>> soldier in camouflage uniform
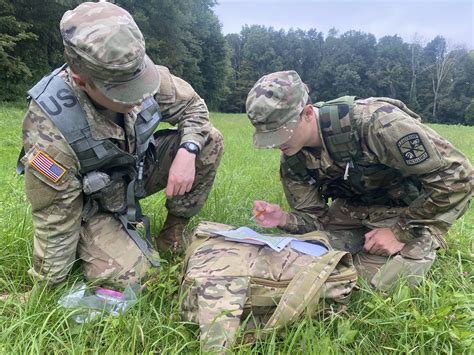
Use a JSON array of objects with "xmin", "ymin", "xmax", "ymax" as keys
[
  {"xmin": 20, "ymin": 2, "xmax": 223, "ymax": 287},
  {"xmin": 246, "ymin": 70, "xmax": 473, "ymax": 290}
]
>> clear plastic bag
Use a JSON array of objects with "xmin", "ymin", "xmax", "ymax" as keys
[{"xmin": 58, "ymin": 283, "xmax": 138, "ymax": 324}]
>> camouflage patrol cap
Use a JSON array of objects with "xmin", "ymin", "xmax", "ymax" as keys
[
  {"xmin": 60, "ymin": 2, "xmax": 160, "ymax": 105},
  {"xmin": 246, "ymin": 70, "xmax": 309, "ymax": 148}
]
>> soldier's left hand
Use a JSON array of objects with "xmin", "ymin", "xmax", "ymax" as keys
[
  {"xmin": 363, "ymin": 228, "xmax": 405, "ymax": 256},
  {"xmin": 166, "ymin": 148, "xmax": 196, "ymax": 197}
]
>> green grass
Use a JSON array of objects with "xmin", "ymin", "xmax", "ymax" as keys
[{"xmin": 0, "ymin": 106, "xmax": 473, "ymax": 353}]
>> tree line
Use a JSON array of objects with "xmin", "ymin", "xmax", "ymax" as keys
[{"xmin": 1, "ymin": 0, "xmax": 473, "ymax": 124}]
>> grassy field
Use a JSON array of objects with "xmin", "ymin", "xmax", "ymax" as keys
[{"xmin": 0, "ymin": 104, "xmax": 472, "ymax": 353}]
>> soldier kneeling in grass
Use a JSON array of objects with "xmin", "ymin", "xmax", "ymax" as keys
[
  {"xmin": 246, "ymin": 70, "xmax": 473, "ymax": 290},
  {"xmin": 17, "ymin": 2, "xmax": 223, "ymax": 290}
]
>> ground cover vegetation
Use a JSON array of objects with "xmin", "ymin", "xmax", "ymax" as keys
[
  {"xmin": 0, "ymin": 104, "xmax": 472, "ymax": 353},
  {"xmin": 1, "ymin": 0, "xmax": 473, "ymax": 123}
]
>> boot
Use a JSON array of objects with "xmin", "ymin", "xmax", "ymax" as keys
[{"xmin": 155, "ymin": 214, "xmax": 190, "ymax": 252}]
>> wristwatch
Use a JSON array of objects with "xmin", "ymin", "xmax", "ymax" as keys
[{"xmin": 179, "ymin": 142, "xmax": 200, "ymax": 155}]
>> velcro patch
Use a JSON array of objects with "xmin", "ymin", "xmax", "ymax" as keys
[
  {"xmin": 29, "ymin": 151, "xmax": 67, "ymax": 183},
  {"xmin": 397, "ymin": 133, "xmax": 429, "ymax": 166}
]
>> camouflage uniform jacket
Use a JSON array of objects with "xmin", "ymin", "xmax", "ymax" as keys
[
  {"xmin": 21, "ymin": 65, "xmax": 211, "ymax": 281},
  {"xmin": 280, "ymin": 97, "xmax": 473, "ymax": 243}
]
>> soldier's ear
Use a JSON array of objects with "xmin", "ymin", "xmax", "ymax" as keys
[
  {"xmin": 302, "ymin": 104, "xmax": 314, "ymax": 122},
  {"xmin": 71, "ymin": 72, "xmax": 87, "ymax": 90}
]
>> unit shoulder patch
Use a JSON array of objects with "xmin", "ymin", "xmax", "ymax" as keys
[
  {"xmin": 396, "ymin": 133, "xmax": 429, "ymax": 166},
  {"xmin": 29, "ymin": 150, "xmax": 67, "ymax": 183}
]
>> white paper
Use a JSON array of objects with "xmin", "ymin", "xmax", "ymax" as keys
[
  {"xmin": 213, "ymin": 227, "xmax": 294, "ymax": 252},
  {"xmin": 290, "ymin": 240, "xmax": 328, "ymax": 257}
]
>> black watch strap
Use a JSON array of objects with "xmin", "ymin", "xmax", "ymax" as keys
[{"xmin": 180, "ymin": 142, "xmax": 200, "ymax": 155}]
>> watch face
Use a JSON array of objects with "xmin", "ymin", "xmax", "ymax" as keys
[{"xmin": 182, "ymin": 142, "xmax": 199, "ymax": 154}]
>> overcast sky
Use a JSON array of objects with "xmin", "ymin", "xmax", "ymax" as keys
[{"xmin": 214, "ymin": 0, "xmax": 473, "ymax": 49}]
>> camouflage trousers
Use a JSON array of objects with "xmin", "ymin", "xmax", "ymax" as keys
[
  {"xmin": 77, "ymin": 127, "xmax": 224, "ymax": 287},
  {"xmin": 321, "ymin": 199, "xmax": 437, "ymax": 291}
]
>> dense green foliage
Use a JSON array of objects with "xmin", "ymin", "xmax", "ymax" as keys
[
  {"xmin": 0, "ymin": 0, "xmax": 36, "ymax": 101},
  {"xmin": 0, "ymin": 105, "xmax": 473, "ymax": 352},
  {"xmin": 117, "ymin": 0, "xmax": 231, "ymax": 110},
  {"xmin": 224, "ymin": 27, "xmax": 474, "ymax": 124},
  {"xmin": 0, "ymin": 0, "xmax": 231, "ymax": 111},
  {"xmin": 0, "ymin": 0, "xmax": 83, "ymax": 100},
  {"xmin": 0, "ymin": 0, "xmax": 473, "ymax": 123}
]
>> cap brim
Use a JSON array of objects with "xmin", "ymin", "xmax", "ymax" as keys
[
  {"xmin": 252, "ymin": 117, "xmax": 300, "ymax": 149},
  {"xmin": 93, "ymin": 55, "xmax": 160, "ymax": 105}
]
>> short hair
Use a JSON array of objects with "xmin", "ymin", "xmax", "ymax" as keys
[{"xmin": 65, "ymin": 52, "xmax": 96, "ymax": 89}]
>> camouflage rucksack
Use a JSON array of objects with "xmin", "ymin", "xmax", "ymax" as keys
[{"xmin": 179, "ymin": 222, "xmax": 358, "ymax": 352}]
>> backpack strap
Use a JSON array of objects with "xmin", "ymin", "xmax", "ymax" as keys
[
  {"xmin": 281, "ymin": 151, "xmax": 318, "ymax": 183},
  {"xmin": 318, "ymin": 96, "xmax": 361, "ymax": 163},
  {"xmin": 263, "ymin": 250, "xmax": 349, "ymax": 329}
]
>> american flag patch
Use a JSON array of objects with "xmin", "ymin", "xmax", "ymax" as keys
[{"xmin": 29, "ymin": 151, "xmax": 67, "ymax": 183}]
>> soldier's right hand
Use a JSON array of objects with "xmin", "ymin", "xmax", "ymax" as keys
[{"xmin": 253, "ymin": 200, "xmax": 287, "ymax": 228}]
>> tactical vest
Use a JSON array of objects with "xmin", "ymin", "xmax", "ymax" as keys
[
  {"xmin": 282, "ymin": 96, "xmax": 421, "ymax": 206},
  {"xmin": 20, "ymin": 65, "xmax": 161, "ymax": 266}
]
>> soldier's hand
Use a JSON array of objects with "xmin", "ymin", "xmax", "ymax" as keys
[
  {"xmin": 253, "ymin": 200, "xmax": 287, "ymax": 228},
  {"xmin": 363, "ymin": 228, "xmax": 405, "ymax": 256},
  {"xmin": 166, "ymin": 148, "xmax": 196, "ymax": 197}
]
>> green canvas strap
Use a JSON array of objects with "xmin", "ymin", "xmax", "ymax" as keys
[
  {"xmin": 281, "ymin": 151, "xmax": 315, "ymax": 182},
  {"xmin": 328, "ymin": 104, "xmax": 343, "ymax": 135},
  {"xmin": 263, "ymin": 250, "xmax": 348, "ymax": 329},
  {"xmin": 319, "ymin": 96, "xmax": 361, "ymax": 163}
]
